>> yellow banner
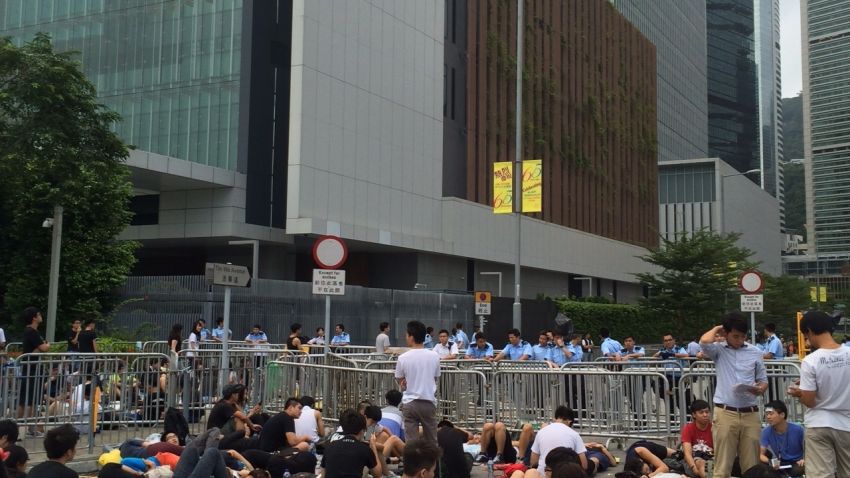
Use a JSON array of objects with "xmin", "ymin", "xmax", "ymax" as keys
[
  {"xmin": 493, "ymin": 162, "xmax": 513, "ymax": 214},
  {"xmin": 522, "ymin": 159, "xmax": 543, "ymax": 212},
  {"xmin": 809, "ymin": 286, "xmax": 827, "ymax": 302}
]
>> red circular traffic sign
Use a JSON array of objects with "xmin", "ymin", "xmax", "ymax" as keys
[
  {"xmin": 739, "ymin": 270, "xmax": 764, "ymax": 293},
  {"xmin": 312, "ymin": 236, "xmax": 348, "ymax": 270}
]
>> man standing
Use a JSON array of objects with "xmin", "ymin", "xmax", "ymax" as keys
[
  {"xmin": 654, "ymin": 333, "xmax": 690, "ymax": 419},
  {"xmin": 762, "ymin": 323, "xmax": 784, "ymax": 360},
  {"xmin": 531, "ymin": 331, "xmax": 551, "ymax": 362},
  {"xmin": 700, "ymin": 312, "xmax": 768, "ymax": 477},
  {"xmin": 599, "ymin": 328, "xmax": 622, "ymax": 359},
  {"xmin": 547, "ymin": 332, "xmax": 582, "ymax": 366},
  {"xmin": 787, "ymin": 310, "xmax": 850, "ymax": 476},
  {"xmin": 198, "ymin": 319, "xmax": 211, "ymax": 342},
  {"xmin": 375, "ymin": 322, "xmax": 391, "ymax": 354},
  {"xmin": 66, "ymin": 319, "xmax": 81, "ymax": 353},
  {"xmin": 18, "ymin": 307, "xmax": 50, "ymax": 430},
  {"xmin": 78, "ymin": 319, "xmax": 98, "ymax": 354},
  {"xmin": 395, "ymin": 321, "xmax": 440, "ymax": 443},
  {"xmin": 432, "ymin": 330, "xmax": 458, "ymax": 360},
  {"xmin": 758, "ymin": 400, "xmax": 804, "ymax": 476},
  {"xmin": 211, "ymin": 317, "xmax": 231, "ymax": 342},
  {"xmin": 453, "ymin": 322, "xmax": 469, "ymax": 349},
  {"xmin": 332, "ymin": 324, "xmax": 351, "ymax": 347},
  {"xmin": 493, "ymin": 329, "xmax": 532, "ymax": 361}
]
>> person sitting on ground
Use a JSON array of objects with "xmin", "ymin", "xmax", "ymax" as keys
[
  {"xmin": 758, "ymin": 400, "xmax": 804, "ymax": 477},
  {"xmin": 257, "ymin": 398, "xmax": 311, "ymax": 452},
  {"xmin": 530, "ymin": 406, "xmax": 587, "ymax": 474},
  {"xmin": 622, "ymin": 439, "xmax": 680, "ymax": 478},
  {"xmin": 208, "ymin": 385, "xmax": 262, "ymax": 438},
  {"xmin": 473, "ymin": 421, "xmax": 534, "ymax": 465},
  {"xmin": 294, "ymin": 396, "xmax": 325, "ymax": 448},
  {"xmin": 27, "ymin": 424, "xmax": 80, "ymax": 478},
  {"xmin": 379, "ymin": 390, "xmax": 405, "ymax": 440},
  {"xmin": 4, "ymin": 445, "xmax": 28, "ymax": 478},
  {"xmin": 680, "ymin": 400, "xmax": 713, "ymax": 478},
  {"xmin": 321, "ymin": 409, "xmax": 382, "ymax": 478},
  {"xmin": 436, "ymin": 421, "xmax": 471, "ymax": 478},
  {"xmin": 363, "ymin": 406, "xmax": 405, "ymax": 477},
  {"xmin": 402, "ymin": 439, "xmax": 441, "ymax": 478}
]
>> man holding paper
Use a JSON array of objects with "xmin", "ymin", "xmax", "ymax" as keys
[{"xmin": 700, "ymin": 312, "xmax": 768, "ymax": 477}]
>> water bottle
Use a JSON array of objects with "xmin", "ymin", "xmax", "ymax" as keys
[
  {"xmin": 283, "ymin": 469, "xmax": 291, "ymax": 478},
  {"xmin": 486, "ymin": 459, "xmax": 494, "ymax": 478},
  {"xmin": 705, "ymin": 460, "xmax": 713, "ymax": 477}
]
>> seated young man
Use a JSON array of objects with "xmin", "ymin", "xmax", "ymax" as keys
[
  {"xmin": 530, "ymin": 407, "xmax": 587, "ymax": 475},
  {"xmin": 437, "ymin": 420, "xmax": 471, "ymax": 478},
  {"xmin": 322, "ymin": 410, "xmax": 382, "ymax": 478},
  {"xmin": 472, "ymin": 421, "xmax": 535, "ymax": 465},
  {"xmin": 28, "ymin": 424, "xmax": 80, "ymax": 478},
  {"xmin": 680, "ymin": 400, "xmax": 713, "ymax": 478},
  {"xmin": 379, "ymin": 390, "xmax": 405, "ymax": 440},
  {"xmin": 363, "ymin": 405, "xmax": 405, "ymax": 474},
  {"xmin": 257, "ymin": 398, "xmax": 311, "ymax": 452},
  {"xmin": 758, "ymin": 400, "xmax": 804, "ymax": 477},
  {"xmin": 401, "ymin": 439, "xmax": 442, "ymax": 478}
]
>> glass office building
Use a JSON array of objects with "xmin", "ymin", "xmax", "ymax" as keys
[
  {"xmin": 0, "ymin": 0, "xmax": 243, "ymax": 171},
  {"xmin": 706, "ymin": 0, "xmax": 760, "ymax": 176},
  {"xmin": 754, "ymin": 0, "xmax": 783, "ymax": 199},
  {"xmin": 803, "ymin": 0, "xmax": 850, "ymax": 254}
]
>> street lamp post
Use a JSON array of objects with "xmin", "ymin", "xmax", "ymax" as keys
[
  {"xmin": 43, "ymin": 205, "xmax": 64, "ymax": 344},
  {"xmin": 512, "ymin": 0, "xmax": 524, "ymax": 331}
]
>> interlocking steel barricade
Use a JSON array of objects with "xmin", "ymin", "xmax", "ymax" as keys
[{"xmin": 1, "ymin": 352, "xmax": 172, "ymax": 457}]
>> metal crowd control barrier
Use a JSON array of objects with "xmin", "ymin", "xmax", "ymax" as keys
[
  {"xmin": 1, "ymin": 352, "xmax": 172, "ymax": 457},
  {"xmin": 492, "ymin": 367, "xmax": 674, "ymax": 444}
]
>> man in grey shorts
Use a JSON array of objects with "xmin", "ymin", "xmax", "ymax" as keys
[{"xmin": 395, "ymin": 320, "xmax": 441, "ymax": 443}]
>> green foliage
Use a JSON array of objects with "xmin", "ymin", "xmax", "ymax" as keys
[
  {"xmin": 554, "ymin": 299, "xmax": 673, "ymax": 343},
  {"xmin": 761, "ymin": 274, "xmax": 811, "ymax": 337},
  {"xmin": 0, "ymin": 34, "xmax": 138, "ymax": 333},
  {"xmin": 635, "ymin": 230, "xmax": 758, "ymax": 338}
]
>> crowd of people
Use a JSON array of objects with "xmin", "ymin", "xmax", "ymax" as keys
[{"xmin": 4, "ymin": 308, "xmax": 850, "ymax": 478}]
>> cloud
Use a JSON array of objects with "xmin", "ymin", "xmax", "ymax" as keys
[{"xmin": 780, "ymin": 0, "xmax": 802, "ymax": 98}]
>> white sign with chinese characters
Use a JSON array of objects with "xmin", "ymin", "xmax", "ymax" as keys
[
  {"xmin": 208, "ymin": 263, "xmax": 251, "ymax": 287},
  {"xmin": 740, "ymin": 294, "xmax": 764, "ymax": 312},
  {"xmin": 312, "ymin": 269, "xmax": 346, "ymax": 295}
]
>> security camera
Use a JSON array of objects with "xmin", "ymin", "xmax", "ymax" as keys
[{"xmin": 42, "ymin": 218, "xmax": 53, "ymax": 228}]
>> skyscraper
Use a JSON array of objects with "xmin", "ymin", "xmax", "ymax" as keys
[
  {"xmin": 706, "ymin": 0, "xmax": 760, "ymax": 176},
  {"xmin": 755, "ymin": 0, "xmax": 784, "ymax": 200},
  {"xmin": 802, "ymin": 0, "xmax": 850, "ymax": 255}
]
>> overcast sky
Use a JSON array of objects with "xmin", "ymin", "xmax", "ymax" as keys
[{"xmin": 780, "ymin": 0, "xmax": 802, "ymax": 98}]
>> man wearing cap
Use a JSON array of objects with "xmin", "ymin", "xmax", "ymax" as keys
[
  {"xmin": 788, "ymin": 310, "xmax": 850, "ymax": 476},
  {"xmin": 700, "ymin": 312, "xmax": 768, "ymax": 477}
]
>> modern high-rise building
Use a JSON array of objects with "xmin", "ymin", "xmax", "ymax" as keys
[
  {"xmin": 609, "ymin": 0, "xmax": 710, "ymax": 163},
  {"xmin": 802, "ymin": 0, "xmax": 850, "ymax": 256},
  {"xmin": 1, "ymin": 0, "xmax": 661, "ymax": 302},
  {"xmin": 706, "ymin": 0, "xmax": 760, "ymax": 176},
  {"xmin": 754, "ymin": 0, "xmax": 784, "ymax": 200}
]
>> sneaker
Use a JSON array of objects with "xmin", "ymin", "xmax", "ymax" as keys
[
  {"xmin": 493, "ymin": 454, "xmax": 504, "ymax": 465},
  {"xmin": 474, "ymin": 454, "xmax": 489, "ymax": 464},
  {"xmin": 26, "ymin": 430, "xmax": 44, "ymax": 438}
]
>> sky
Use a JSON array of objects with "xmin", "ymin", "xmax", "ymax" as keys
[{"xmin": 780, "ymin": 0, "xmax": 802, "ymax": 98}]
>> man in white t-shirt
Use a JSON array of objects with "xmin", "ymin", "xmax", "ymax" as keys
[
  {"xmin": 530, "ymin": 406, "xmax": 587, "ymax": 475},
  {"xmin": 394, "ymin": 320, "xmax": 441, "ymax": 443},
  {"xmin": 432, "ymin": 329, "xmax": 458, "ymax": 360},
  {"xmin": 294, "ymin": 395, "xmax": 325, "ymax": 445},
  {"xmin": 375, "ymin": 322, "xmax": 391, "ymax": 354},
  {"xmin": 788, "ymin": 310, "xmax": 850, "ymax": 476}
]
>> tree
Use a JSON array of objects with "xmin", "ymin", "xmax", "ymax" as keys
[
  {"xmin": 761, "ymin": 274, "xmax": 811, "ymax": 336},
  {"xmin": 0, "ymin": 34, "xmax": 138, "ymax": 333},
  {"xmin": 635, "ymin": 230, "xmax": 758, "ymax": 338}
]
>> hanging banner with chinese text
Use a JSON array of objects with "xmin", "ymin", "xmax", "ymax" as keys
[
  {"xmin": 522, "ymin": 159, "xmax": 542, "ymax": 212},
  {"xmin": 493, "ymin": 162, "xmax": 513, "ymax": 214}
]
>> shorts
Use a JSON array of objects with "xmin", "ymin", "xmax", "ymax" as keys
[
  {"xmin": 486, "ymin": 434, "xmax": 518, "ymax": 463},
  {"xmin": 18, "ymin": 376, "xmax": 41, "ymax": 406}
]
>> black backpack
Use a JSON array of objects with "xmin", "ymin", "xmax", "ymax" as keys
[{"xmin": 163, "ymin": 407, "xmax": 190, "ymax": 445}]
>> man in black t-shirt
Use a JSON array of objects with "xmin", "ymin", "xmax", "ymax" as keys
[
  {"xmin": 322, "ymin": 410, "xmax": 381, "ymax": 478},
  {"xmin": 78, "ymin": 320, "xmax": 98, "ymax": 353},
  {"xmin": 18, "ymin": 307, "xmax": 50, "ymax": 426},
  {"xmin": 28, "ymin": 424, "xmax": 79, "ymax": 478},
  {"xmin": 437, "ymin": 420, "xmax": 470, "ymax": 478},
  {"xmin": 258, "ymin": 398, "xmax": 311, "ymax": 452}
]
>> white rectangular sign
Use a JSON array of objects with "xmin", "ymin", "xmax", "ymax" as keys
[
  {"xmin": 208, "ymin": 262, "xmax": 251, "ymax": 287},
  {"xmin": 475, "ymin": 302, "xmax": 491, "ymax": 315},
  {"xmin": 312, "ymin": 269, "xmax": 346, "ymax": 295},
  {"xmin": 740, "ymin": 294, "xmax": 764, "ymax": 312}
]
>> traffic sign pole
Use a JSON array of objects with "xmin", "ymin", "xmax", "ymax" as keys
[
  {"xmin": 324, "ymin": 295, "xmax": 331, "ymax": 355},
  {"xmin": 750, "ymin": 311, "xmax": 756, "ymax": 345},
  {"xmin": 220, "ymin": 286, "xmax": 231, "ymax": 395}
]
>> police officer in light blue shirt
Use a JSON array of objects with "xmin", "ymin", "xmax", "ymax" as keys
[
  {"xmin": 620, "ymin": 336, "xmax": 646, "ymax": 361},
  {"xmin": 531, "ymin": 331, "xmax": 552, "ymax": 361},
  {"xmin": 762, "ymin": 323, "xmax": 784, "ymax": 359},
  {"xmin": 331, "ymin": 323, "xmax": 350, "ymax": 346},
  {"xmin": 494, "ymin": 328, "xmax": 532, "ymax": 361},
  {"xmin": 599, "ymin": 327, "xmax": 623, "ymax": 359},
  {"xmin": 424, "ymin": 327, "xmax": 434, "ymax": 349},
  {"xmin": 465, "ymin": 333, "xmax": 494, "ymax": 360},
  {"xmin": 453, "ymin": 322, "xmax": 470, "ymax": 349},
  {"xmin": 548, "ymin": 333, "xmax": 583, "ymax": 366}
]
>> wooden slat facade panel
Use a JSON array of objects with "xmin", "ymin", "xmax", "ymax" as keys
[{"xmin": 464, "ymin": 0, "xmax": 658, "ymax": 248}]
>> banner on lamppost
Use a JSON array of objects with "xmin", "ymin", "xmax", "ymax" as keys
[
  {"xmin": 493, "ymin": 162, "xmax": 513, "ymax": 214},
  {"xmin": 522, "ymin": 159, "xmax": 542, "ymax": 213}
]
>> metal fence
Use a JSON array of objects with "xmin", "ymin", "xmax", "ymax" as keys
[{"xmin": 112, "ymin": 276, "xmax": 476, "ymax": 346}]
